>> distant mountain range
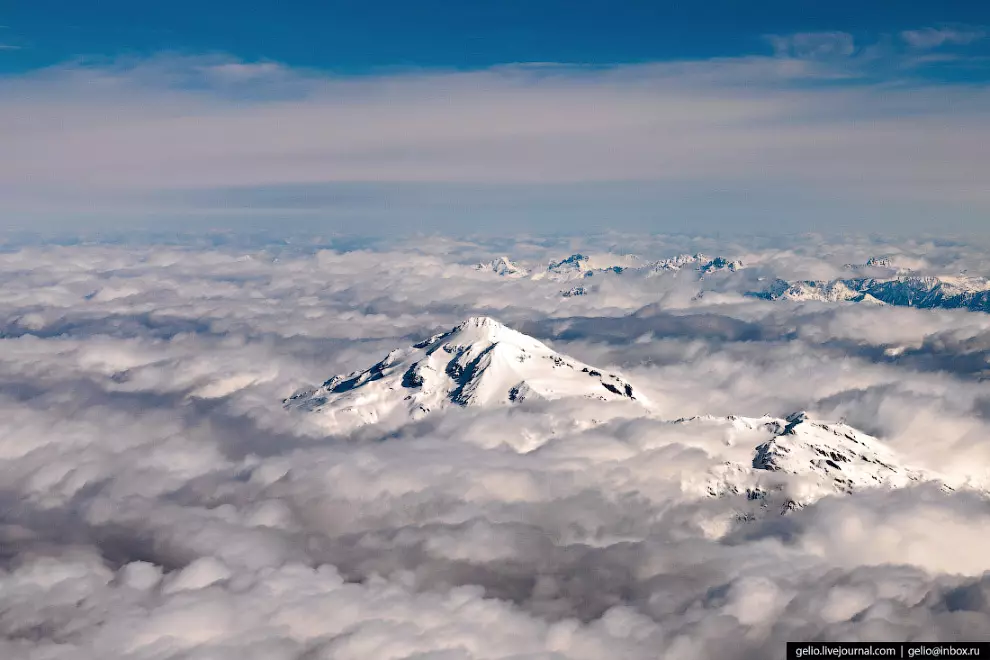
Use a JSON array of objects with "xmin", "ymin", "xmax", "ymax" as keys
[
  {"xmin": 756, "ymin": 271, "xmax": 990, "ymax": 313},
  {"xmin": 477, "ymin": 253, "xmax": 990, "ymax": 314},
  {"xmin": 748, "ymin": 256, "xmax": 990, "ymax": 314},
  {"xmin": 475, "ymin": 252, "xmax": 745, "ymax": 297},
  {"xmin": 648, "ymin": 253, "xmax": 744, "ymax": 275}
]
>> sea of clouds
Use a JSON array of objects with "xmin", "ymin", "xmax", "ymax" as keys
[{"xmin": 3, "ymin": 232, "xmax": 990, "ymax": 659}]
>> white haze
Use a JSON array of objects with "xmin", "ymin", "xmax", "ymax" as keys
[
  {"xmin": 4, "ymin": 39, "xmax": 990, "ymax": 234},
  {"xmin": 3, "ymin": 233, "xmax": 990, "ymax": 658}
]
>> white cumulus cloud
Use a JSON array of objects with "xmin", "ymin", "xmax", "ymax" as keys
[{"xmin": 0, "ymin": 233, "xmax": 988, "ymax": 657}]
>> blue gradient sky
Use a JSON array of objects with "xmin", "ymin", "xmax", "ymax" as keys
[
  {"xmin": 1, "ymin": 3, "xmax": 989, "ymax": 235},
  {"xmin": 3, "ymin": 1, "xmax": 990, "ymax": 73}
]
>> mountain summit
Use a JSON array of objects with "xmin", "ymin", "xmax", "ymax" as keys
[
  {"xmin": 648, "ymin": 253, "xmax": 743, "ymax": 275},
  {"xmin": 475, "ymin": 256, "xmax": 528, "ymax": 278},
  {"xmin": 285, "ymin": 316, "xmax": 645, "ymax": 431},
  {"xmin": 676, "ymin": 411, "xmax": 966, "ymax": 514},
  {"xmin": 532, "ymin": 254, "xmax": 630, "ymax": 281}
]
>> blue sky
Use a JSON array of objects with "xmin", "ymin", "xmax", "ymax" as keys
[
  {"xmin": 4, "ymin": 1, "xmax": 990, "ymax": 73},
  {"xmin": 2, "ymin": 2, "xmax": 990, "ymax": 235}
]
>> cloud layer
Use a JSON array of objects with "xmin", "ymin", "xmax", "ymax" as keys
[{"xmin": 3, "ymin": 233, "xmax": 990, "ymax": 657}]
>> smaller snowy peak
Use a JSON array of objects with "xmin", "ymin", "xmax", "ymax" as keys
[
  {"xmin": 843, "ymin": 256, "xmax": 893, "ymax": 269},
  {"xmin": 842, "ymin": 256, "xmax": 906, "ymax": 275},
  {"xmin": 672, "ymin": 411, "xmax": 967, "ymax": 514},
  {"xmin": 561, "ymin": 286, "xmax": 589, "ymax": 298},
  {"xmin": 757, "ymin": 279, "xmax": 864, "ymax": 303},
  {"xmin": 285, "ymin": 316, "xmax": 648, "ymax": 433},
  {"xmin": 532, "ymin": 253, "xmax": 639, "ymax": 281},
  {"xmin": 699, "ymin": 256, "xmax": 744, "ymax": 274},
  {"xmin": 647, "ymin": 253, "xmax": 744, "ymax": 276},
  {"xmin": 475, "ymin": 256, "xmax": 529, "ymax": 278},
  {"xmin": 750, "ymin": 411, "xmax": 934, "ymax": 501},
  {"xmin": 649, "ymin": 253, "xmax": 706, "ymax": 272},
  {"xmin": 529, "ymin": 253, "xmax": 595, "ymax": 281}
]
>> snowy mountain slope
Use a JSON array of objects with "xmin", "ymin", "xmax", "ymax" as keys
[
  {"xmin": 699, "ymin": 256, "xmax": 744, "ymax": 274},
  {"xmin": 531, "ymin": 253, "xmax": 640, "ymax": 282},
  {"xmin": 475, "ymin": 256, "xmax": 529, "ymax": 278},
  {"xmin": 670, "ymin": 411, "xmax": 968, "ymax": 513},
  {"xmin": 750, "ymin": 411, "xmax": 936, "ymax": 496},
  {"xmin": 532, "ymin": 253, "xmax": 596, "ymax": 281},
  {"xmin": 285, "ymin": 316, "xmax": 647, "ymax": 432},
  {"xmin": 648, "ymin": 253, "xmax": 744, "ymax": 275},
  {"xmin": 757, "ymin": 278, "xmax": 867, "ymax": 303},
  {"xmin": 753, "ymin": 256, "xmax": 990, "ymax": 311},
  {"xmin": 756, "ymin": 273, "xmax": 990, "ymax": 312}
]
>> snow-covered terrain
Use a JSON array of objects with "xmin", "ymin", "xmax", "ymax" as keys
[
  {"xmin": 647, "ymin": 253, "xmax": 744, "ymax": 275},
  {"xmin": 751, "ymin": 257, "xmax": 990, "ymax": 313},
  {"xmin": 285, "ymin": 316, "xmax": 645, "ymax": 432},
  {"xmin": 677, "ymin": 411, "xmax": 969, "ymax": 514},
  {"xmin": 471, "ymin": 251, "xmax": 990, "ymax": 316},
  {"xmin": 475, "ymin": 252, "xmax": 744, "ymax": 288},
  {"xmin": 531, "ymin": 253, "xmax": 641, "ymax": 281},
  {"xmin": 758, "ymin": 273, "xmax": 990, "ymax": 311},
  {"xmin": 475, "ymin": 256, "xmax": 529, "ymax": 278},
  {"xmin": 841, "ymin": 256, "xmax": 907, "ymax": 275},
  {"xmin": 471, "ymin": 251, "xmax": 990, "ymax": 319}
]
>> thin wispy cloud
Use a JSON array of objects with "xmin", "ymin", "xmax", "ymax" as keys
[
  {"xmin": 765, "ymin": 31, "xmax": 857, "ymax": 60},
  {"xmin": 901, "ymin": 25, "xmax": 987, "ymax": 49},
  {"xmin": 0, "ymin": 24, "xmax": 22, "ymax": 51},
  {"xmin": 1, "ymin": 29, "xmax": 989, "ymax": 231}
]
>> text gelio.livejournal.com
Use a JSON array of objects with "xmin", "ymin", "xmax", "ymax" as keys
[{"xmin": 786, "ymin": 643, "xmax": 989, "ymax": 658}]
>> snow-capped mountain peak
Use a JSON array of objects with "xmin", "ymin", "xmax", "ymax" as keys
[
  {"xmin": 531, "ymin": 253, "xmax": 639, "ymax": 281},
  {"xmin": 840, "ymin": 256, "xmax": 908, "ymax": 276},
  {"xmin": 429, "ymin": 316, "xmax": 548, "ymax": 356},
  {"xmin": 699, "ymin": 256, "xmax": 743, "ymax": 274},
  {"xmin": 529, "ymin": 253, "xmax": 593, "ymax": 281},
  {"xmin": 649, "ymin": 253, "xmax": 707, "ymax": 272},
  {"xmin": 475, "ymin": 256, "xmax": 529, "ymax": 278},
  {"xmin": 751, "ymin": 411, "xmax": 929, "ymax": 495},
  {"xmin": 672, "ymin": 410, "xmax": 969, "ymax": 514},
  {"xmin": 647, "ymin": 253, "xmax": 744, "ymax": 275},
  {"xmin": 285, "ymin": 316, "xmax": 647, "ymax": 432}
]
